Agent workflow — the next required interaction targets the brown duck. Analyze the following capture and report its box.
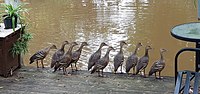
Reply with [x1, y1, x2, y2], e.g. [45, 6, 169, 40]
[148, 48, 167, 79]
[53, 42, 78, 74]
[70, 42, 88, 71]
[88, 42, 108, 71]
[51, 41, 69, 68]
[114, 41, 127, 74]
[135, 45, 152, 77]
[91, 46, 114, 77]
[29, 45, 57, 68]
[125, 43, 142, 74]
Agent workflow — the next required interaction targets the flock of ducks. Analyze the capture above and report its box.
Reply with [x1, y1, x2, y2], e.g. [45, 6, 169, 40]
[29, 41, 167, 79]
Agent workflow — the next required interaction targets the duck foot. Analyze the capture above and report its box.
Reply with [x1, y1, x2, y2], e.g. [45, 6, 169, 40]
[132, 73, 136, 75]
[141, 75, 147, 78]
[156, 77, 163, 79]
[98, 74, 105, 77]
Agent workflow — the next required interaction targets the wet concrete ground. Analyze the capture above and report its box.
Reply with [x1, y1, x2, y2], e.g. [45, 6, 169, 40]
[0, 67, 174, 94]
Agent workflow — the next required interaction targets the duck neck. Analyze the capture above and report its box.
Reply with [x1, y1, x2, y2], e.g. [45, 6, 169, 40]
[133, 46, 139, 55]
[119, 45, 123, 53]
[160, 52, 164, 60]
[45, 46, 52, 54]
[105, 49, 111, 57]
[144, 49, 149, 56]
[66, 45, 75, 55]
[77, 45, 84, 52]
[97, 45, 103, 52]
[60, 43, 66, 52]
[104, 49, 111, 59]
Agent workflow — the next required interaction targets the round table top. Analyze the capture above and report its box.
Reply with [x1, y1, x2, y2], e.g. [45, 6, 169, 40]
[171, 22, 200, 42]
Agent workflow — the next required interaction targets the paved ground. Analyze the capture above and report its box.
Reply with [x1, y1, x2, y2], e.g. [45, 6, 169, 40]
[0, 67, 175, 94]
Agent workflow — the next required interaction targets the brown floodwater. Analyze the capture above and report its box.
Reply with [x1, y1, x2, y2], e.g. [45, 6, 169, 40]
[2, 0, 198, 76]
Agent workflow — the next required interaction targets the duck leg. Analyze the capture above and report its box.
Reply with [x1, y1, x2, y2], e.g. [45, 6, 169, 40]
[158, 71, 163, 79]
[143, 69, 146, 77]
[132, 67, 135, 75]
[120, 65, 123, 74]
[63, 67, 65, 75]
[154, 72, 157, 78]
[101, 70, 104, 77]
[75, 62, 78, 71]
[64, 67, 69, 75]
[98, 70, 100, 77]
[41, 59, 44, 68]
[71, 64, 74, 72]
[36, 60, 39, 68]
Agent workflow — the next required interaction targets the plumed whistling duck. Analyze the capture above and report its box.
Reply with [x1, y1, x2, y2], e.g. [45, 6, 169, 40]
[30, 45, 57, 68]
[88, 42, 108, 71]
[114, 41, 127, 74]
[91, 46, 114, 77]
[148, 48, 167, 79]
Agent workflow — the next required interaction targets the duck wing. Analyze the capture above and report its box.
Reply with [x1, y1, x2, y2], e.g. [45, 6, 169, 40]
[114, 53, 124, 72]
[149, 60, 165, 76]
[71, 51, 80, 61]
[29, 49, 46, 64]
[136, 56, 149, 74]
[126, 55, 138, 73]
[88, 51, 101, 70]
[51, 49, 64, 68]
[91, 58, 106, 74]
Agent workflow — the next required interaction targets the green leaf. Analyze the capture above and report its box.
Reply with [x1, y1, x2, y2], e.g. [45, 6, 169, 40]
[12, 16, 15, 31]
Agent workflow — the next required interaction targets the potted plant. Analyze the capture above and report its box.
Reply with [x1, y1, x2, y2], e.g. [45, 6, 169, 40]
[0, 3, 28, 31]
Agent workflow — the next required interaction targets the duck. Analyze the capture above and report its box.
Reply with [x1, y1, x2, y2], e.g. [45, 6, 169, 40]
[91, 46, 114, 77]
[135, 45, 152, 77]
[125, 43, 142, 74]
[50, 41, 69, 68]
[88, 42, 108, 71]
[70, 42, 88, 71]
[53, 42, 78, 75]
[114, 41, 127, 74]
[148, 48, 167, 79]
[29, 45, 57, 68]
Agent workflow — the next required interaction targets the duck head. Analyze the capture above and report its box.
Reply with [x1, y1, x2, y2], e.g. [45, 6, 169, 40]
[108, 46, 115, 51]
[50, 45, 57, 49]
[81, 42, 88, 46]
[146, 45, 152, 50]
[137, 42, 142, 47]
[120, 41, 127, 46]
[100, 42, 108, 47]
[63, 41, 69, 45]
[160, 48, 167, 53]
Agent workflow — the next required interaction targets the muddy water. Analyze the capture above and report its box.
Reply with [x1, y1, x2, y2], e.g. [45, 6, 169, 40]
[17, 0, 198, 76]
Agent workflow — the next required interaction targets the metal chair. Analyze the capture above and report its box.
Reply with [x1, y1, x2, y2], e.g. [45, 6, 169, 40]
[174, 48, 200, 94]
[174, 70, 200, 94]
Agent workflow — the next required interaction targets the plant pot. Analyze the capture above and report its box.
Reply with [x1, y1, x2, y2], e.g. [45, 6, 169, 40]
[3, 15, 17, 29]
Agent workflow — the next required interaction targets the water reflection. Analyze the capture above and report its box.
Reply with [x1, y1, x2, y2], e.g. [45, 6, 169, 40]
[21, 0, 197, 76]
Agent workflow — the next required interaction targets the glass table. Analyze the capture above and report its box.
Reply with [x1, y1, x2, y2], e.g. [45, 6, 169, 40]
[171, 22, 200, 82]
